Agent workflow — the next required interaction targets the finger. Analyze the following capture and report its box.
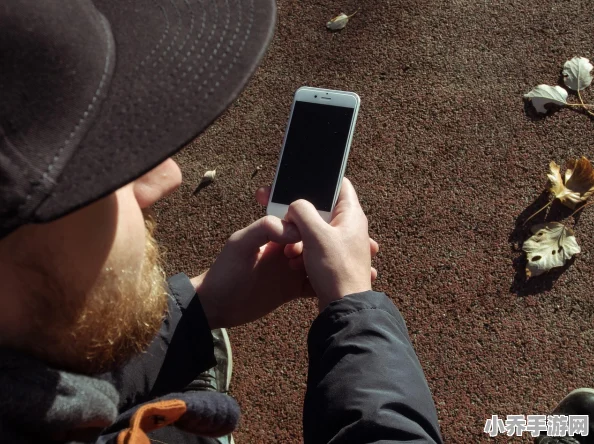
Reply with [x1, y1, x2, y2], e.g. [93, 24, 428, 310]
[255, 186, 271, 206]
[370, 238, 379, 257]
[288, 255, 304, 270]
[331, 177, 364, 224]
[229, 216, 301, 253]
[284, 242, 303, 259]
[371, 267, 378, 281]
[285, 199, 329, 243]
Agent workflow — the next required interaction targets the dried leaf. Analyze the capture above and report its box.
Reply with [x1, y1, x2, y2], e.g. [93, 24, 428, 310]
[327, 13, 349, 30]
[548, 157, 594, 209]
[326, 9, 359, 31]
[523, 222, 580, 278]
[193, 169, 216, 195]
[562, 57, 593, 91]
[524, 85, 568, 114]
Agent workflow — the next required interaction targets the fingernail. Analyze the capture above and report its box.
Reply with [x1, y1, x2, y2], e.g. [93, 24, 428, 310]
[285, 223, 300, 239]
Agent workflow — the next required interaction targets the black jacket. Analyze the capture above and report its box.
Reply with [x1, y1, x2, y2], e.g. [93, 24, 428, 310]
[0, 273, 442, 443]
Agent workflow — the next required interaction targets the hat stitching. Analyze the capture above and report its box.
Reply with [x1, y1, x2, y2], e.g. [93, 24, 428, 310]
[175, 0, 255, 121]
[98, 0, 217, 147]
[201, 0, 248, 99]
[175, 0, 220, 86]
[104, 0, 253, 153]
[135, 0, 173, 72]
[158, 0, 201, 73]
[104, 0, 207, 126]
[149, 0, 188, 70]
[17, 13, 115, 216]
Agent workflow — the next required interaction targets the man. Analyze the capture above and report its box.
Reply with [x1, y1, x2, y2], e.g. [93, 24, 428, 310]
[0, 0, 445, 442]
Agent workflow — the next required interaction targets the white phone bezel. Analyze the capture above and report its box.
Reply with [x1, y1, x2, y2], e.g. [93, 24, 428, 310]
[266, 86, 360, 223]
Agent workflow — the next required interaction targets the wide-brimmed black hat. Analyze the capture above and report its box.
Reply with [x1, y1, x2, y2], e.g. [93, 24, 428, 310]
[0, 0, 275, 238]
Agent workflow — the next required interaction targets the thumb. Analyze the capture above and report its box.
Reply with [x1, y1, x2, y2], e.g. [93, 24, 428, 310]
[331, 177, 363, 223]
[285, 199, 329, 244]
[229, 216, 302, 254]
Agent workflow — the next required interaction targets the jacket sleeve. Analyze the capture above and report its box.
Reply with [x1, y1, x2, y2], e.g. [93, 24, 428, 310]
[303, 291, 443, 444]
[99, 273, 216, 413]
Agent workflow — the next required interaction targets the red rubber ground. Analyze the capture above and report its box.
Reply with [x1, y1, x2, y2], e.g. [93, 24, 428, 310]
[154, 0, 594, 441]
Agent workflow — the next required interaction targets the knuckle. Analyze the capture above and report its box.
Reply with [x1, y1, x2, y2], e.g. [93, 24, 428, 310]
[260, 215, 277, 231]
[227, 230, 243, 245]
[288, 199, 313, 218]
[290, 199, 310, 211]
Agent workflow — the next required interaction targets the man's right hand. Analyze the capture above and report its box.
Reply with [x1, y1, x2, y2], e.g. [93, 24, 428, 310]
[284, 178, 376, 312]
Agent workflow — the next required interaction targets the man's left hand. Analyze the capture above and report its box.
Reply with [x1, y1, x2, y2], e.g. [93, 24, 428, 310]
[191, 214, 311, 330]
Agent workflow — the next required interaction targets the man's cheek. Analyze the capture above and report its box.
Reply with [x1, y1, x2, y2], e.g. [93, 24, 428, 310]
[110, 201, 147, 275]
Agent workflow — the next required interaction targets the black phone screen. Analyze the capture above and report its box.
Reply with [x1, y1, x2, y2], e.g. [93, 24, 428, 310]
[271, 101, 355, 211]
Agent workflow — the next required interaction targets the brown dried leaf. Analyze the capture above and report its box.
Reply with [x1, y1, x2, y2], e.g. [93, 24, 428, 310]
[193, 169, 216, 195]
[548, 157, 594, 209]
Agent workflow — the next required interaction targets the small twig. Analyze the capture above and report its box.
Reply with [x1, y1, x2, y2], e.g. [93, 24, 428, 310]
[251, 164, 263, 179]
[551, 200, 594, 253]
[562, 201, 594, 229]
[566, 102, 594, 108]
[523, 199, 553, 226]
[557, 201, 594, 249]
[577, 90, 594, 117]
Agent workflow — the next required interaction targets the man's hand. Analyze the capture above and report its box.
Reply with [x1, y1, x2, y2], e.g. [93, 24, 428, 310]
[191, 215, 313, 329]
[193, 179, 379, 327]
[255, 186, 379, 275]
[284, 178, 376, 312]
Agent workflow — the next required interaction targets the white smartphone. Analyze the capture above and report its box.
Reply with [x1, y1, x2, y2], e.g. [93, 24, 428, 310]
[266, 86, 360, 222]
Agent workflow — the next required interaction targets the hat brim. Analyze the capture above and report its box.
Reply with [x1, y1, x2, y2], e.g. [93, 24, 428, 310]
[34, 0, 276, 222]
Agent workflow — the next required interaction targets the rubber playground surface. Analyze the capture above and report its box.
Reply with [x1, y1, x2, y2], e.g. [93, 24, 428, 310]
[154, 0, 594, 441]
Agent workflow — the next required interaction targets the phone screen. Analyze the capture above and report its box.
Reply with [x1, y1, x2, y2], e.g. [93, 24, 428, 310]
[271, 101, 355, 211]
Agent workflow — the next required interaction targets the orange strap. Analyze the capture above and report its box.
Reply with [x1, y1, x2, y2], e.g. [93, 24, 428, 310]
[117, 399, 187, 444]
